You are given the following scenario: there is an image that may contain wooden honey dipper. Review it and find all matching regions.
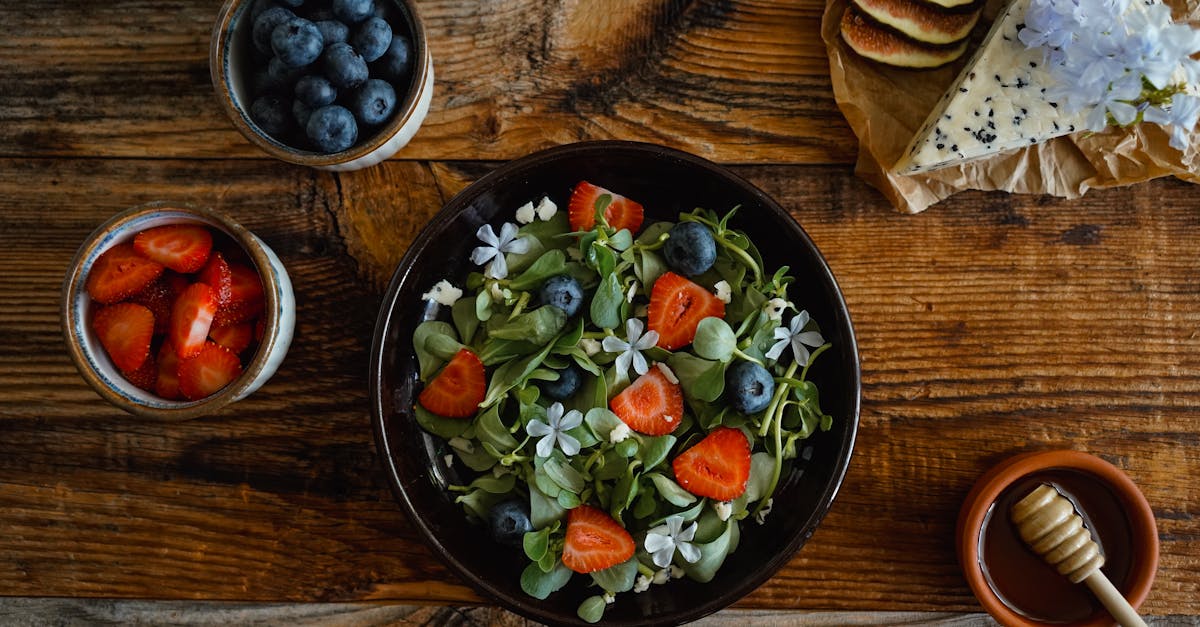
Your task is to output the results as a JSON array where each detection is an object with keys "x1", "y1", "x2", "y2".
[{"x1": 1011, "y1": 484, "x2": 1147, "y2": 627}]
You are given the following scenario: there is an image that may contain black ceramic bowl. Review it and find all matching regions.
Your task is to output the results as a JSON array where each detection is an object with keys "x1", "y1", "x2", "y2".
[{"x1": 369, "y1": 141, "x2": 860, "y2": 626}]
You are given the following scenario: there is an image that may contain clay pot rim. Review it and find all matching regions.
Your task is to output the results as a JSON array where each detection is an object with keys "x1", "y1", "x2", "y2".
[{"x1": 957, "y1": 450, "x2": 1159, "y2": 627}]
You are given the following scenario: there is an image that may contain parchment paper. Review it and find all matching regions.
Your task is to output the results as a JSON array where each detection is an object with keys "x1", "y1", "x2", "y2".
[{"x1": 822, "y1": 0, "x2": 1200, "y2": 213}]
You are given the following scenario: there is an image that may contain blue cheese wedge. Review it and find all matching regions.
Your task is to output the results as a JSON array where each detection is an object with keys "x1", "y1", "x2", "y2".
[{"x1": 893, "y1": 0, "x2": 1087, "y2": 174}]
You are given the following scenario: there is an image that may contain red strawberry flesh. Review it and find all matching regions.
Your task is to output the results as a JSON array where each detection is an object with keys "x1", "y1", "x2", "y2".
[
  {"x1": 561, "y1": 504, "x2": 635, "y2": 574},
  {"x1": 85, "y1": 243, "x2": 164, "y2": 305},
  {"x1": 648, "y1": 271, "x2": 726, "y2": 350},
  {"x1": 567, "y1": 181, "x2": 645, "y2": 233},
  {"x1": 418, "y1": 348, "x2": 486, "y2": 418},
  {"x1": 672, "y1": 426, "x2": 751, "y2": 501},
  {"x1": 609, "y1": 367, "x2": 684, "y2": 436},
  {"x1": 170, "y1": 283, "x2": 218, "y2": 360},
  {"x1": 133, "y1": 224, "x2": 213, "y2": 273},
  {"x1": 91, "y1": 302, "x2": 155, "y2": 374},
  {"x1": 177, "y1": 341, "x2": 243, "y2": 400}
]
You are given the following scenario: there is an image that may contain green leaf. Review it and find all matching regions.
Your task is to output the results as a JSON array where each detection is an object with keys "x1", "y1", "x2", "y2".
[
  {"x1": 523, "y1": 528, "x2": 550, "y2": 561},
  {"x1": 455, "y1": 443, "x2": 499, "y2": 472},
  {"x1": 455, "y1": 488, "x2": 504, "y2": 522},
  {"x1": 476, "y1": 288, "x2": 493, "y2": 322},
  {"x1": 426, "y1": 333, "x2": 465, "y2": 362},
  {"x1": 637, "y1": 435, "x2": 676, "y2": 471},
  {"x1": 593, "y1": 448, "x2": 630, "y2": 481},
  {"x1": 743, "y1": 452, "x2": 776, "y2": 504},
  {"x1": 667, "y1": 353, "x2": 726, "y2": 402},
  {"x1": 682, "y1": 519, "x2": 739, "y2": 583},
  {"x1": 615, "y1": 438, "x2": 639, "y2": 458},
  {"x1": 610, "y1": 468, "x2": 640, "y2": 521},
  {"x1": 577, "y1": 596, "x2": 607, "y2": 624},
  {"x1": 584, "y1": 407, "x2": 624, "y2": 441},
  {"x1": 478, "y1": 337, "x2": 541, "y2": 365},
  {"x1": 538, "y1": 549, "x2": 559, "y2": 573},
  {"x1": 646, "y1": 472, "x2": 697, "y2": 507},
  {"x1": 635, "y1": 249, "x2": 667, "y2": 288},
  {"x1": 557, "y1": 490, "x2": 581, "y2": 509},
  {"x1": 636, "y1": 221, "x2": 674, "y2": 245},
  {"x1": 413, "y1": 405, "x2": 470, "y2": 439},
  {"x1": 543, "y1": 456, "x2": 586, "y2": 494},
  {"x1": 413, "y1": 321, "x2": 459, "y2": 380},
  {"x1": 521, "y1": 560, "x2": 572, "y2": 600},
  {"x1": 591, "y1": 557, "x2": 637, "y2": 593},
  {"x1": 509, "y1": 250, "x2": 568, "y2": 291},
  {"x1": 552, "y1": 317, "x2": 585, "y2": 353},
  {"x1": 692, "y1": 317, "x2": 736, "y2": 362},
  {"x1": 633, "y1": 486, "x2": 657, "y2": 519},
  {"x1": 530, "y1": 481, "x2": 566, "y2": 528},
  {"x1": 476, "y1": 404, "x2": 519, "y2": 452},
  {"x1": 451, "y1": 297, "x2": 479, "y2": 346},
  {"x1": 481, "y1": 340, "x2": 557, "y2": 408},
  {"x1": 589, "y1": 272, "x2": 624, "y2": 330},
  {"x1": 609, "y1": 229, "x2": 634, "y2": 252},
  {"x1": 488, "y1": 305, "x2": 567, "y2": 345}
]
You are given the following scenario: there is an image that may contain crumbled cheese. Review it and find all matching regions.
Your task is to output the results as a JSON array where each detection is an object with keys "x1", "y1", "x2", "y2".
[
  {"x1": 514, "y1": 201, "x2": 536, "y2": 224},
  {"x1": 580, "y1": 338, "x2": 602, "y2": 356},
  {"x1": 655, "y1": 362, "x2": 679, "y2": 385},
  {"x1": 669, "y1": 565, "x2": 684, "y2": 579},
  {"x1": 448, "y1": 437, "x2": 475, "y2": 454},
  {"x1": 714, "y1": 501, "x2": 733, "y2": 522},
  {"x1": 663, "y1": 414, "x2": 675, "y2": 424},
  {"x1": 443, "y1": 454, "x2": 454, "y2": 467},
  {"x1": 713, "y1": 280, "x2": 732, "y2": 304},
  {"x1": 633, "y1": 575, "x2": 652, "y2": 593},
  {"x1": 626, "y1": 281, "x2": 639, "y2": 304},
  {"x1": 535, "y1": 196, "x2": 558, "y2": 221},
  {"x1": 765, "y1": 298, "x2": 789, "y2": 321},
  {"x1": 755, "y1": 498, "x2": 774, "y2": 525},
  {"x1": 420, "y1": 280, "x2": 463, "y2": 306},
  {"x1": 652, "y1": 568, "x2": 670, "y2": 585},
  {"x1": 609, "y1": 422, "x2": 632, "y2": 444},
  {"x1": 566, "y1": 246, "x2": 583, "y2": 261},
  {"x1": 603, "y1": 591, "x2": 616, "y2": 605}
]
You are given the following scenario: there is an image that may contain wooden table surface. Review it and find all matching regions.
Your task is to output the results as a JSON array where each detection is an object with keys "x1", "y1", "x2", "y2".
[{"x1": 2, "y1": 0, "x2": 1198, "y2": 624}]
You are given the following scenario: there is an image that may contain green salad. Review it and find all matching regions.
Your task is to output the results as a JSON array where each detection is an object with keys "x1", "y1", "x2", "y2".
[{"x1": 411, "y1": 181, "x2": 832, "y2": 623}]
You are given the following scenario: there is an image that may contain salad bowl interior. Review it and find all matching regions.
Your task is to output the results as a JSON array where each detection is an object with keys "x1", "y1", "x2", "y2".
[{"x1": 370, "y1": 141, "x2": 860, "y2": 626}]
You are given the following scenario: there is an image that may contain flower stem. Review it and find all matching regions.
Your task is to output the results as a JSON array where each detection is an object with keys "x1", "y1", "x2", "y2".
[
  {"x1": 730, "y1": 347, "x2": 762, "y2": 366},
  {"x1": 757, "y1": 361, "x2": 799, "y2": 438}
]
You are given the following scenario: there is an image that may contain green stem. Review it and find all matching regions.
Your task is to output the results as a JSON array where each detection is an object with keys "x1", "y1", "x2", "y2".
[
  {"x1": 508, "y1": 291, "x2": 531, "y2": 319},
  {"x1": 716, "y1": 237, "x2": 761, "y2": 284},
  {"x1": 757, "y1": 361, "x2": 799, "y2": 438},
  {"x1": 800, "y1": 343, "x2": 832, "y2": 382},
  {"x1": 731, "y1": 347, "x2": 762, "y2": 367},
  {"x1": 636, "y1": 561, "x2": 657, "y2": 577},
  {"x1": 751, "y1": 400, "x2": 785, "y2": 519},
  {"x1": 634, "y1": 233, "x2": 670, "y2": 252}
]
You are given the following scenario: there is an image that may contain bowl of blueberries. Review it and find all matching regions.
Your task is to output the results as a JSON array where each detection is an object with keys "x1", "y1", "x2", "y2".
[{"x1": 210, "y1": 0, "x2": 433, "y2": 171}]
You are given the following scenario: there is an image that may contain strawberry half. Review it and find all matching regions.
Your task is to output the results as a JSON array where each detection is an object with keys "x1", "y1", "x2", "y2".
[
  {"x1": 133, "y1": 224, "x2": 213, "y2": 273},
  {"x1": 85, "y1": 243, "x2": 165, "y2": 305},
  {"x1": 170, "y1": 283, "x2": 218, "y2": 359},
  {"x1": 672, "y1": 426, "x2": 751, "y2": 501},
  {"x1": 647, "y1": 271, "x2": 726, "y2": 350},
  {"x1": 567, "y1": 181, "x2": 645, "y2": 233},
  {"x1": 214, "y1": 263, "x2": 265, "y2": 326},
  {"x1": 178, "y1": 341, "x2": 243, "y2": 400},
  {"x1": 418, "y1": 348, "x2": 486, "y2": 418},
  {"x1": 561, "y1": 504, "x2": 635, "y2": 574},
  {"x1": 155, "y1": 341, "x2": 183, "y2": 400},
  {"x1": 197, "y1": 251, "x2": 233, "y2": 307},
  {"x1": 209, "y1": 322, "x2": 253, "y2": 354},
  {"x1": 609, "y1": 367, "x2": 684, "y2": 436},
  {"x1": 124, "y1": 355, "x2": 158, "y2": 393},
  {"x1": 129, "y1": 273, "x2": 184, "y2": 335},
  {"x1": 91, "y1": 302, "x2": 155, "y2": 373}
]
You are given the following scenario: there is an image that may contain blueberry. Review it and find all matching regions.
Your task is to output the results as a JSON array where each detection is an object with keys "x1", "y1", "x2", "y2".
[
  {"x1": 305, "y1": 9, "x2": 335, "y2": 21},
  {"x1": 306, "y1": 104, "x2": 358, "y2": 152},
  {"x1": 250, "y1": 0, "x2": 281, "y2": 21},
  {"x1": 252, "y1": 6, "x2": 295, "y2": 55},
  {"x1": 271, "y1": 18, "x2": 324, "y2": 67},
  {"x1": 539, "y1": 275, "x2": 584, "y2": 317},
  {"x1": 332, "y1": 0, "x2": 374, "y2": 24},
  {"x1": 664, "y1": 221, "x2": 717, "y2": 277},
  {"x1": 321, "y1": 42, "x2": 369, "y2": 89},
  {"x1": 292, "y1": 98, "x2": 313, "y2": 127},
  {"x1": 540, "y1": 365, "x2": 582, "y2": 401},
  {"x1": 350, "y1": 16, "x2": 392, "y2": 62},
  {"x1": 349, "y1": 78, "x2": 396, "y2": 126},
  {"x1": 314, "y1": 19, "x2": 349, "y2": 44},
  {"x1": 725, "y1": 361, "x2": 776, "y2": 414},
  {"x1": 371, "y1": 34, "x2": 413, "y2": 83},
  {"x1": 267, "y1": 56, "x2": 307, "y2": 89},
  {"x1": 295, "y1": 74, "x2": 338, "y2": 106},
  {"x1": 488, "y1": 499, "x2": 532, "y2": 547},
  {"x1": 250, "y1": 95, "x2": 291, "y2": 136}
]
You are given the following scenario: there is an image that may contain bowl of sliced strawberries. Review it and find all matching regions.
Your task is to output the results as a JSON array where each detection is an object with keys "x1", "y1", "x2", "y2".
[
  {"x1": 370, "y1": 141, "x2": 861, "y2": 625},
  {"x1": 63, "y1": 201, "x2": 295, "y2": 419}
]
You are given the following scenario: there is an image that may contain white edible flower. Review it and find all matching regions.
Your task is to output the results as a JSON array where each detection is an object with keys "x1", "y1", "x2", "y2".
[
  {"x1": 765, "y1": 298, "x2": 789, "y2": 321},
  {"x1": 514, "y1": 201, "x2": 536, "y2": 224},
  {"x1": 603, "y1": 591, "x2": 616, "y2": 604},
  {"x1": 448, "y1": 437, "x2": 475, "y2": 454},
  {"x1": 535, "y1": 196, "x2": 558, "y2": 220},
  {"x1": 765, "y1": 310, "x2": 826, "y2": 365},
  {"x1": 626, "y1": 281, "x2": 639, "y2": 304},
  {"x1": 714, "y1": 501, "x2": 733, "y2": 522},
  {"x1": 609, "y1": 422, "x2": 632, "y2": 444},
  {"x1": 602, "y1": 318, "x2": 659, "y2": 379},
  {"x1": 420, "y1": 280, "x2": 463, "y2": 307},
  {"x1": 655, "y1": 362, "x2": 679, "y2": 385},
  {"x1": 652, "y1": 568, "x2": 670, "y2": 585},
  {"x1": 525, "y1": 402, "x2": 582, "y2": 458},
  {"x1": 470, "y1": 222, "x2": 530, "y2": 280},
  {"x1": 713, "y1": 280, "x2": 732, "y2": 304},
  {"x1": 644, "y1": 515, "x2": 701, "y2": 568},
  {"x1": 755, "y1": 498, "x2": 774, "y2": 525},
  {"x1": 579, "y1": 338, "x2": 602, "y2": 356},
  {"x1": 633, "y1": 575, "x2": 651, "y2": 593}
]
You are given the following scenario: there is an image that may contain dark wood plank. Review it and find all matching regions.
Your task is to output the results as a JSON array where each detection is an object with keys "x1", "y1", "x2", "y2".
[
  {"x1": 1, "y1": 158, "x2": 1198, "y2": 614},
  {"x1": 0, "y1": 0, "x2": 855, "y2": 164}
]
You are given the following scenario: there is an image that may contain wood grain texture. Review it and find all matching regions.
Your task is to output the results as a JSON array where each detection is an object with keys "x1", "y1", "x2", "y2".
[
  {"x1": 0, "y1": 0, "x2": 854, "y2": 164},
  {"x1": 1, "y1": 157, "x2": 1198, "y2": 614}
]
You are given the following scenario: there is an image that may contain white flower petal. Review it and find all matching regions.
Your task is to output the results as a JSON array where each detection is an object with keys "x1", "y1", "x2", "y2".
[
  {"x1": 773, "y1": 325, "x2": 792, "y2": 342},
  {"x1": 503, "y1": 236, "x2": 532, "y2": 255},
  {"x1": 644, "y1": 533, "x2": 673, "y2": 554},
  {"x1": 791, "y1": 339, "x2": 812, "y2": 366},
  {"x1": 485, "y1": 255, "x2": 509, "y2": 280},
  {"x1": 602, "y1": 336, "x2": 630, "y2": 353},
  {"x1": 497, "y1": 222, "x2": 519, "y2": 245},
  {"x1": 559, "y1": 408, "x2": 583, "y2": 431},
  {"x1": 633, "y1": 330, "x2": 659, "y2": 351},
  {"x1": 557, "y1": 432, "x2": 581, "y2": 456},
  {"x1": 765, "y1": 338, "x2": 789, "y2": 360},
  {"x1": 615, "y1": 351, "x2": 633, "y2": 378},
  {"x1": 632, "y1": 351, "x2": 649, "y2": 376},
  {"x1": 791, "y1": 311, "x2": 810, "y2": 333},
  {"x1": 797, "y1": 331, "x2": 825, "y2": 347},
  {"x1": 475, "y1": 224, "x2": 499, "y2": 246},
  {"x1": 665, "y1": 515, "x2": 684, "y2": 536},
  {"x1": 535, "y1": 433, "x2": 555, "y2": 458},
  {"x1": 470, "y1": 246, "x2": 498, "y2": 266},
  {"x1": 676, "y1": 520, "x2": 697, "y2": 542},
  {"x1": 677, "y1": 541, "x2": 701, "y2": 564},
  {"x1": 526, "y1": 419, "x2": 553, "y2": 438},
  {"x1": 546, "y1": 402, "x2": 565, "y2": 425},
  {"x1": 651, "y1": 546, "x2": 674, "y2": 568}
]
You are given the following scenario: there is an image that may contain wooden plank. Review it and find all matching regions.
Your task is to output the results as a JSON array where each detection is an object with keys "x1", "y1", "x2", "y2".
[
  {"x1": 0, "y1": 0, "x2": 854, "y2": 164},
  {"x1": 0, "y1": 158, "x2": 1197, "y2": 613}
]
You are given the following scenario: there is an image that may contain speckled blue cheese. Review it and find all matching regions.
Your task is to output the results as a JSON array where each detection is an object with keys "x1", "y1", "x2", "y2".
[{"x1": 893, "y1": 0, "x2": 1087, "y2": 174}]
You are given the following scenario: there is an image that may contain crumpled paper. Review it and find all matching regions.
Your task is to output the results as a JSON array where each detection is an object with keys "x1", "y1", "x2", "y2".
[{"x1": 822, "y1": 0, "x2": 1200, "y2": 213}]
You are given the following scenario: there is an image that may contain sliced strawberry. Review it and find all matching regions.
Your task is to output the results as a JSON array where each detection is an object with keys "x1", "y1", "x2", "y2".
[
  {"x1": 133, "y1": 224, "x2": 213, "y2": 273},
  {"x1": 155, "y1": 341, "x2": 183, "y2": 400},
  {"x1": 124, "y1": 355, "x2": 158, "y2": 392},
  {"x1": 672, "y1": 426, "x2": 751, "y2": 501},
  {"x1": 170, "y1": 283, "x2": 218, "y2": 359},
  {"x1": 209, "y1": 322, "x2": 253, "y2": 354},
  {"x1": 177, "y1": 341, "x2": 243, "y2": 400},
  {"x1": 213, "y1": 262, "x2": 266, "y2": 326},
  {"x1": 197, "y1": 251, "x2": 233, "y2": 307},
  {"x1": 647, "y1": 271, "x2": 726, "y2": 350},
  {"x1": 213, "y1": 299, "x2": 265, "y2": 327},
  {"x1": 609, "y1": 367, "x2": 684, "y2": 436},
  {"x1": 417, "y1": 348, "x2": 486, "y2": 418},
  {"x1": 567, "y1": 181, "x2": 645, "y2": 233},
  {"x1": 129, "y1": 272, "x2": 184, "y2": 334},
  {"x1": 85, "y1": 243, "x2": 165, "y2": 305},
  {"x1": 561, "y1": 504, "x2": 636, "y2": 574},
  {"x1": 91, "y1": 302, "x2": 155, "y2": 373}
]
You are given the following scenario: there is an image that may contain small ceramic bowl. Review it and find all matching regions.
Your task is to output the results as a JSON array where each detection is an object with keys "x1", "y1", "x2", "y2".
[
  {"x1": 957, "y1": 450, "x2": 1158, "y2": 627},
  {"x1": 62, "y1": 202, "x2": 295, "y2": 420},
  {"x1": 210, "y1": 0, "x2": 434, "y2": 171}
]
